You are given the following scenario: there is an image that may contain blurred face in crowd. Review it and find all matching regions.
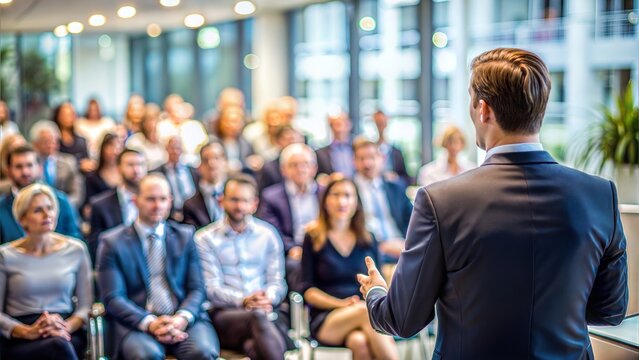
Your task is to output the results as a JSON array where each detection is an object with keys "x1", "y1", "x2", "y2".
[
  {"x1": 34, "y1": 130, "x2": 60, "y2": 157},
  {"x1": 222, "y1": 180, "x2": 258, "y2": 224},
  {"x1": 118, "y1": 152, "x2": 147, "y2": 190},
  {"x1": 20, "y1": 194, "x2": 57, "y2": 235},
  {"x1": 354, "y1": 144, "x2": 382, "y2": 180},
  {"x1": 87, "y1": 100, "x2": 101, "y2": 120},
  {"x1": 127, "y1": 98, "x2": 146, "y2": 124},
  {"x1": 0, "y1": 101, "x2": 8, "y2": 124},
  {"x1": 276, "y1": 128, "x2": 303, "y2": 149},
  {"x1": 264, "y1": 107, "x2": 285, "y2": 135},
  {"x1": 444, "y1": 132, "x2": 465, "y2": 158},
  {"x1": 57, "y1": 103, "x2": 76, "y2": 130},
  {"x1": 219, "y1": 107, "x2": 245, "y2": 139},
  {"x1": 164, "y1": 94, "x2": 184, "y2": 120},
  {"x1": 102, "y1": 138, "x2": 122, "y2": 166},
  {"x1": 325, "y1": 180, "x2": 358, "y2": 222},
  {"x1": 282, "y1": 151, "x2": 317, "y2": 189},
  {"x1": 200, "y1": 143, "x2": 227, "y2": 184},
  {"x1": 142, "y1": 112, "x2": 159, "y2": 142},
  {"x1": 166, "y1": 137, "x2": 182, "y2": 164},
  {"x1": 328, "y1": 112, "x2": 352, "y2": 142},
  {"x1": 8, "y1": 152, "x2": 39, "y2": 189},
  {"x1": 218, "y1": 88, "x2": 245, "y2": 110},
  {"x1": 136, "y1": 177, "x2": 172, "y2": 226},
  {"x1": 278, "y1": 96, "x2": 297, "y2": 124},
  {"x1": 373, "y1": 112, "x2": 388, "y2": 134}
]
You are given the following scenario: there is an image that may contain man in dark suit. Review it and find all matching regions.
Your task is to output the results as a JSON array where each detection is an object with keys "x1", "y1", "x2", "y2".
[
  {"x1": 152, "y1": 136, "x2": 198, "y2": 222},
  {"x1": 258, "y1": 143, "x2": 322, "y2": 291},
  {"x1": 257, "y1": 125, "x2": 303, "y2": 191},
  {"x1": 372, "y1": 110, "x2": 412, "y2": 187},
  {"x1": 315, "y1": 111, "x2": 354, "y2": 178},
  {"x1": 182, "y1": 142, "x2": 227, "y2": 229},
  {"x1": 358, "y1": 48, "x2": 628, "y2": 359},
  {"x1": 97, "y1": 174, "x2": 219, "y2": 360},
  {"x1": 89, "y1": 149, "x2": 146, "y2": 261},
  {"x1": 352, "y1": 137, "x2": 412, "y2": 261},
  {"x1": 0, "y1": 145, "x2": 82, "y2": 243}
]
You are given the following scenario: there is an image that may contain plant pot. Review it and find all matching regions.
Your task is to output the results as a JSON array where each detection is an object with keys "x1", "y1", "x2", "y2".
[{"x1": 614, "y1": 165, "x2": 639, "y2": 205}]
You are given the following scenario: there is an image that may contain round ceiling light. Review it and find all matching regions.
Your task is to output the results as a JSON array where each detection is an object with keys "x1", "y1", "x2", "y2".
[
  {"x1": 53, "y1": 25, "x2": 68, "y2": 37},
  {"x1": 117, "y1": 6, "x2": 137, "y2": 19},
  {"x1": 147, "y1": 23, "x2": 162, "y2": 37},
  {"x1": 67, "y1": 21, "x2": 85, "y2": 34},
  {"x1": 184, "y1": 13, "x2": 205, "y2": 28},
  {"x1": 160, "y1": 0, "x2": 180, "y2": 7},
  {"x1": 88, "y1": 14, "x2": 107, "y2": 27},
  {"x1": 234, "y1": 1, "x2": 256, "y2": 16}
]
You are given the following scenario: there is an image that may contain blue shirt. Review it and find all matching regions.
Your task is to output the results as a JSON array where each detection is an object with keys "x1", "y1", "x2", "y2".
[
  {"x1": 485, "y1": 142, "x2": 544, "y2": 161},
  {"x1": 329, "y1": 141, "x2": 354, "y2": 178}
]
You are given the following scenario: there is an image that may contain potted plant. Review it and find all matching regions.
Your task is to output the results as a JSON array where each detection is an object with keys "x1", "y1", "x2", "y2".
[{"x1": 575, "y1": 81, "x2": 639, "y2": 204}]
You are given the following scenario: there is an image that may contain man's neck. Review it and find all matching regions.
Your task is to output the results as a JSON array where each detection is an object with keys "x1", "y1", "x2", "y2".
[
  {"x1": 484, "y1": 133, "x2": 540, "y2": 153},
  {"x1": 228, "y1": 217, "x2": 248, "y2": 233}
]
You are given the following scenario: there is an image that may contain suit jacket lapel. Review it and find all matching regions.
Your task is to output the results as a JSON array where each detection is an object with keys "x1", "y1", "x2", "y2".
[
  {"x1": 163, "y1": 224, "x2": 179, "y2": 294},
  {"x1": 125, "y1": 225, "x2": 150, "y2": 289},
  {"x1": 111, "y1": 192, "x2": 124, "y2": 225}
]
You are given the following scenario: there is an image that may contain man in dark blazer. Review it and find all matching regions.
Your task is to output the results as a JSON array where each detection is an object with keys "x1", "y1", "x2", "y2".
[
  {"x1": 257, "y1": 125, "x2": 303, "y2": 191},
  {"x1": 0, "y1": 145, "x2": 82, "y2": 243},
  {"x1": 89, "y1": 149, "x2": 146, "y2": 261},
  {"x1": 358, "y1": 48, "x2": 628, "y2": 359},
  {"x1": 373, "y1": 110, "x2": 412, "y2": 187},
  {"x1": 352, "y1": 137, "x2": 413, "y2": 261},
  {"x1": 315, "y1": 111, "x2": 354, "y2": 178},
  {"x1": 258, "y1": 144, "x2": 322, "y2": 291},
  {"x1": 182, "y1": 142, "x2": 227, "y2": 229},
  {"x1": 97, "y1": 174, "x2": 219, "y2": 360}
]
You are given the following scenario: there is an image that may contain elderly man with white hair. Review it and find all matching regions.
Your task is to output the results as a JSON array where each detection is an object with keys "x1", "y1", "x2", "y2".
[
  {"x1": 30, "y1": 120, "x2": 84, "y2": 207},
  {"x1": 257, "y1": 143, "x2": 322, "y2": 291}
]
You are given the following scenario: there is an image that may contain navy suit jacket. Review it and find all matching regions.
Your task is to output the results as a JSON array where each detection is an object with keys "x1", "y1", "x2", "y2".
[
  {"x1": 387, "y1": 145, "x2": 412, "y2": 186},
  {"x1": 182, "y1": 189, "x2": 220, "y2": 230},
  {"x1": 315, "y1": 146, "x2": 334, "y2": 176},
  {"x1": 366, "y1": 151, "x2": 628, "y2": 359},
  {"x1": 96, "y1": 221, "x2": 206, "y2": 357},
  {"x1": 381, "y1": 179, "x2": 413, "y2": 237},
  {"x1": 258, "y1": 158, "x2": 283, "y2": 191},
  {"x1": 257, "y1": 182, "x2": 323, "y2": 254},
  {"x1": 89, "y1": 190, "x2": 123, "y2": 262},
  {"x1": 0, "y1": 189, "x2": 82, "y2": 244}
]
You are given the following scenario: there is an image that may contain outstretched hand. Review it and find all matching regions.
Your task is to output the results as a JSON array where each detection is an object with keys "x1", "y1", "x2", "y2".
[{"x1": 357, "y1": 256, "x2": 388, "y2": 299}]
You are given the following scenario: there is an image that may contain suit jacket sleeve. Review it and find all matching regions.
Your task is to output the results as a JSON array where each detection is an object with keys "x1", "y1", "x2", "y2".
[
  {"x1": 257, "y1": 196, "x2": 296, "y2": 253},
  {"x1": 56, "y1": 194, "x2": 83, "y2": 241},
  {"x1": 89, "y1": 204, "x2": 106, "y2": 261},
  {"x1": 177, "y1": 232, "x2": 206, "y2": 317},
  {"x1": 181, "y1": 199, "x2": 198, "y2": 228},
  {"x1": 97, "y1": 236, "x2": 151, "y2": 329},
  {"x1": 585, "y1": 181, "x2": 628, "y2": 326},
  {"x1": 366, "y1": 187, "x2": 445, "y2": 338}
]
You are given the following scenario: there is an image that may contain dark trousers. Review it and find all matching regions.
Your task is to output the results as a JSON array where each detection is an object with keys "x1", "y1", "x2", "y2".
[
  {"x1": 210, "y1": 308, "x2": 287, "y2": 360},
  {"x1": 286, "y1": 257, "x2": 303, "y2": 293},
  {"x1": 0, "y1": 313, "x2": 86, "y2": 360}
]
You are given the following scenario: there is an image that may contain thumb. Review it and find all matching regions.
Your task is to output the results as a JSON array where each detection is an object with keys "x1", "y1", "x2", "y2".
[{"x1": 365, "y1": 256, "x2": 378, "y2": 274}]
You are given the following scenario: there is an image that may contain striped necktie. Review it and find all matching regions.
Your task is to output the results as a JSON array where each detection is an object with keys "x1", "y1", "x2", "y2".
[{"x1": 146, "y1": 233, "x2": 175, "y2": 315}]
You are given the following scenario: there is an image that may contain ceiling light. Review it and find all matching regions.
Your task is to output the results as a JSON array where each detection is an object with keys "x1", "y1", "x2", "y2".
[
  {"x1": 53, "y1": 25, "x2": 68, "y2": 37},
  {"x1": 234, "y1": 1, "x2": 256, "y2": 16},
  {"x1": 118, "y1": 6, "x2": 137, "y2": 19},
  {"x1": 67, "y1": 22, "x2": 84, "y2": 34},
  {"x1": 147, "y1": 23, "x2": 162, "y2": 37},
  {"x1": 359, "y1": 16, "x2": 376, "y2": 32},
  {"x1": 197, "y1": 27, "x2": 221, "y2": 49},
  {"x1": 160, "y1": 0, "x2": 180, "y2": 7},
  {"x1": 0, "y1": 0, "x2": 13, "y2": 5},
  {"x1": 88, "y1": 14, "x2": 106, "y2": 27},
  {"x1": 184, "y1": 13, "x2": 205, "y2": 28}
]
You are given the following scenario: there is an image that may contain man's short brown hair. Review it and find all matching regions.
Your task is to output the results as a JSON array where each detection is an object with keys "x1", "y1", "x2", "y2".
[
  {"x1": 351, "y1": 136, "x2": 378, "y2": 154},
  {"x1": 470, "y1": 48, "x2": 551, "y2": 134}
]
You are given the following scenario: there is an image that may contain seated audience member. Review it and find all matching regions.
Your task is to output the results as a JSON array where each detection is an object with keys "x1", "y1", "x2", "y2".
[
  {"x1": 316, "y1": 111, "x2": 355, "y2": 179},
  {"x1": 212, "y1": 106, "x2": 258, "y2": 173},
  {"x1": 89, "y1": 149, "x2": 146, "y2": 261},
  {"x1": 126, "y1": 103, "x2": 167, "y2": 170},
  {"x1": 53, "y1": 102, "x2": 93, "y2": 173},
  {"x1": 75, "y1": 98, "x2": 116, "y2": 160},
  {"x1": 352, "y1": 138, "x2": 412, "y2": 261},
  {"x1": 183, "y1": 142, "x2": 227, "y2": 229},
  {"x1": 196, "y1": 174, "x2": 288, "y2": 359},
  {"x1": 301, "y1": 177, "x2": 398, "y2": 359},
  {"x1": 0, "y1": 145, "x2": 82, "y2": 244},
  {"x1": 0, "y1": 134, "x2": 27, "y2": 196},
  {"x1": 258, "y1": 143, "x2": 321, "y2": 291},
  {"x1": 0, "y1": 100, "x2": 19, "y2": 146},
  {"x1": 157, "y1": 94, "x2": 208, "y2": 166},
  {"x1": 246, "y1": 103, "x2": 288, "y2": 162},
  {"x1": 122, "y1": 95, "x2": 146, "y2": 135},
  {"x1": 153, "y1": 136, "x2": 197, "y2": 222},
  {"x1": 258, "y1": 125, "x2": 304, "y2": 191},
  {"x1": 97, "y1": 174, "x2": 219, "y2": 360},
  {"x1": 0, "y1": 183, "x2": 92, "y2": 360},
  {"x1": 372, "y1": 110, "x2": 412, "y2": 187},
  {"x1": 30, "y1": 120, "x2": 84, "y2": 207},
  {"x1": 417, "y1": 125, "x2": 474, "y2": 186},
  {"x1": 210, "y1": 88, "x2": 246, "y2": 136},
  {"x1": 83, "y1": 133, "x2": 122, "y2": 217}
]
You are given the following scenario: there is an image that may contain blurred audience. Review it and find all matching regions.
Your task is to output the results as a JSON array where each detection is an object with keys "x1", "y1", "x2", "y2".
[
  {"x1": 0, "y1": 134, "x2": 27, "y2": 195},
  {"x1": 301, "y1": 177, "x2": 398, "y2": 359},
  {"x1": 75, "y1": 98, "x2": 116, "y2": 160},
  {"x1": 0, "y1": 145, "x2": 82, "y2": 244},
  {"x1": 0, "y1": 100, "x2": 19, "y2": 145},
  {"x1": 316, "y1": 111, "x2": 354, "y2": 179},
  {"x1": 258, "y1": 125, "x2": 304, "y2": 191},
  {"x1": 126, "y1": 103, "x2": 167, "y2": 170},
  {"x1": 212, "y1": 106, "x2": 258, "y2": 173},
  {"x1": 83, "y1": 133, "x2": 123, "y2": 219},
  {"x1": 0, "y1": 183, "x2": 92, "y2": 360},
  {"x1": 196, "y1": 174, "x2": 288, "y2": 360},
  {"x1": 122, "y1": 95, "x2": 146, "y2": 135},
  {"x1": 183, "y1": 142, "x2": 227, "y2": 229},
  {"x1": 30, "y1": 120, "x2": 84, "y2": 207},
  {"x1": 52, "y1": 102, "x2": 93, "y2": 173},
  {"x1": 258, "y1": 143, "x2": 321, "y2": 292},
  {"x1": 352, "y1": 138, "x2": 412, "y2": 261},
  {"x1": 157, "y1": 94, "x2": 208, "y2": 166},
  {"x1": 96, "y1": 174, "x2": 219, "y2": 360},
  {"x1": 417, "y1": 125, "x2": 474, "y2": 186},
  {"x1": 373, "y1": 110, "x2": 412, "y2": 187}
]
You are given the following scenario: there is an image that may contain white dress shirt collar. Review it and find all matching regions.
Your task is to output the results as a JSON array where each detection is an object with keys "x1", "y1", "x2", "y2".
[{"x1": 485, "y1": 142, "x2": 543, "y2": 160}]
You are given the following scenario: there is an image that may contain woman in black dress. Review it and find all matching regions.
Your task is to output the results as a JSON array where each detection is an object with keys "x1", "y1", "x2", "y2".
[
  {"x1": 52, "y1": 102, "x2": 93, "y2": 173},
  {"x1": 82, "y1": 133, "x2": 122, "y2": 219},
  {"x1": 301, "y1": 177, "x2": 398, "y2": 360}
]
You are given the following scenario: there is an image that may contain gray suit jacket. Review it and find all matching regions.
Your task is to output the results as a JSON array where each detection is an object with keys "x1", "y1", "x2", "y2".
[
  {"x1": 366, "y1": 151, "x2": 628, "y2": 360},
  {"x1": 53, "y1": 153, "x2": 84, "y2": 207}
]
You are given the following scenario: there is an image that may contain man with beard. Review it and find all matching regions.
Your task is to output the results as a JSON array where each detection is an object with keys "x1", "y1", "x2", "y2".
[
  {"x1": 89, "y1": 148, "x2": 147, "y2": 262},
  {"x1": 0, "y1": 145, "x2": 82, "y2": 243}
]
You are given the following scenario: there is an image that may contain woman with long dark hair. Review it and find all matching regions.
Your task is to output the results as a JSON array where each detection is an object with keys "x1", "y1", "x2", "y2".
[
  {"x1": 82, "y1": 133, "x2": 122, "y2": 219},
  {"x1": 52, "y1": 102, "x2": 93, "y2": 173},
  {"x1": 301, "y1": 176, "x2": 398, "y2": 360}
]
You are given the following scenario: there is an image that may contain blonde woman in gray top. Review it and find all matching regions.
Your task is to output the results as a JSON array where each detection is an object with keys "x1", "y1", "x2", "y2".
[{"x1": 0, "y1": 183, "x2": 93, "y2": 360}]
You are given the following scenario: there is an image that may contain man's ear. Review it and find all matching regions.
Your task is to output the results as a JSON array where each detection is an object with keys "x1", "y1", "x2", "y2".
[{"x1": 478, "y1": 100, "x2": 493, "y2": 125}]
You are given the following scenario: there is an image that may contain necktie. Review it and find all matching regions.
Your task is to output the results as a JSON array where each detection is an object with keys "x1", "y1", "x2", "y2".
[
  {"x1": 146, "y1": 233, "x2": 175, "y2": 315},
  {"x1": 44, "y1": 157, "x2": 55, "y2": 186},
  {"x1": 371, "y1": 184, "x2": 389, "y2": 241},
  {"x1": 174, "y1": 166, "x2": 186, "y2": 208},
  {"x1": 209, "y1": 190, "x2": 220, "y2": 222}
]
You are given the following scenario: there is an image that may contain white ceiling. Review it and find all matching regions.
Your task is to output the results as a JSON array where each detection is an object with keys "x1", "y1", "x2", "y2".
[{"x1": 0, "y1": 0, "x2": 321, "y2": 33}]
